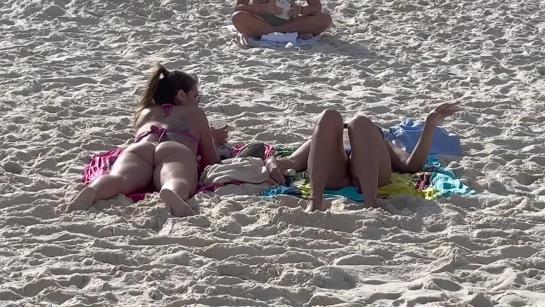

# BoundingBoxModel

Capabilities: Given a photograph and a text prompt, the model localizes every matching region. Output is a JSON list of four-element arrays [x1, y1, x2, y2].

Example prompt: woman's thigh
[[349, 139, 392, 188], [152, 141, 198, 191], [109, 142, 155, 189], [309, 139, 352, 190]]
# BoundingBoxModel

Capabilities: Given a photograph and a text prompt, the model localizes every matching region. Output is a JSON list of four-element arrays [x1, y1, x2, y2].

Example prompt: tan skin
[[266, 103, 461, 211], [62, 85, 220, 217], [232, 0, 332, 38]]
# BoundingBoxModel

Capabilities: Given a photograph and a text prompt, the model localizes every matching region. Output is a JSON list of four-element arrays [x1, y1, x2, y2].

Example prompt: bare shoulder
[[183, 106, 206, 119], [135, 108, 152, 130], [180, 106, 208, 127], [138, 108, 152, 117]]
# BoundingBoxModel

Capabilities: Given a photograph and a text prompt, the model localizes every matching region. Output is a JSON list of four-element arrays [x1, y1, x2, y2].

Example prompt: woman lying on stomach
[[63, 64, 220, 217]]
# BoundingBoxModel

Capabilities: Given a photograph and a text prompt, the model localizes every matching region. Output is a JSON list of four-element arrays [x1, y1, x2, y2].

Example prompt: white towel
[[200, 157, 270, 186], [260, 32, 298, 43], [222, 25, 323, 48]]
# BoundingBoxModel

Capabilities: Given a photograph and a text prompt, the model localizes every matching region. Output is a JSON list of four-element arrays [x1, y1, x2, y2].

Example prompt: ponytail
[[134, 63, 199, 124], [135, 64, 169, 122]]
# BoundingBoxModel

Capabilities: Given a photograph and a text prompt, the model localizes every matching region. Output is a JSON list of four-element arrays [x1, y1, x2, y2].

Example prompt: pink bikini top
[[134, 104, 198, 144]]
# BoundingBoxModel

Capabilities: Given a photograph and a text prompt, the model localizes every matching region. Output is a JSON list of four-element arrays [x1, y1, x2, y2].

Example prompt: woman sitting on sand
[[63, 64, 220, 217], [266, 103, 460, 211], [232, 0, 332, 39]]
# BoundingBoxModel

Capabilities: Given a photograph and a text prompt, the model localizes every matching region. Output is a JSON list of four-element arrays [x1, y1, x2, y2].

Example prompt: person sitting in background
[[232, 0, 332, 39]]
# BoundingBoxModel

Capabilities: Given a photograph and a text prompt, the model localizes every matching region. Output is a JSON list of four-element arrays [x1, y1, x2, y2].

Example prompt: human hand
[[426, 102, 461, 126], [211, 125, 228, 145], [266, 157, 286, 185]]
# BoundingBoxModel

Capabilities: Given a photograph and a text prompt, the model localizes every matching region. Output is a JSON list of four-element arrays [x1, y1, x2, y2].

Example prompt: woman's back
[[135, 104, 204, 154]]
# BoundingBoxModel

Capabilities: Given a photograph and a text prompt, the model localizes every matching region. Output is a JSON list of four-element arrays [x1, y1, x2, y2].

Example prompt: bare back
[[135, 105, 203, 153]]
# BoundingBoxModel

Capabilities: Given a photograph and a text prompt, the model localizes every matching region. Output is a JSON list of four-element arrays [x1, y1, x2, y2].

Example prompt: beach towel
[[81, 145, 280, 202], [223, 25, 323, 48], [384, 119, 462, 156], [238, 32, 323, 48], [261, 155, 475, 203], [81, 122, 469, 203], [82, 148, 152, 202]]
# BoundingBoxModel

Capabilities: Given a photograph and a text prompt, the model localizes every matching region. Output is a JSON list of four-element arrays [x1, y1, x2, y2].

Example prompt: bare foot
[[305, 198, 328, 212], [159, 188, 194, 217], [64, 187, 96, 212]]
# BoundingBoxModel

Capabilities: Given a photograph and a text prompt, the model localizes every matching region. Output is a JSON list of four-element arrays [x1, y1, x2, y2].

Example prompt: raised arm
[[390, 102, 460, 173], [196, 109, 221, 171]]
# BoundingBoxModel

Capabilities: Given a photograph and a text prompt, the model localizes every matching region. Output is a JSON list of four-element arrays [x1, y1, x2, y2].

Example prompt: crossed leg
[[274, 13, 332, 35], [232, 11, 332, 38], [65, 142, 155, 212], [153, 141, 198, 217], [307, 110, 351, 212]]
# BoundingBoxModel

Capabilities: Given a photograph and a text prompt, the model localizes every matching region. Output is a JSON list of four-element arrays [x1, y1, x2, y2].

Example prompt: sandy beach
[[1, 0, 545, 305]]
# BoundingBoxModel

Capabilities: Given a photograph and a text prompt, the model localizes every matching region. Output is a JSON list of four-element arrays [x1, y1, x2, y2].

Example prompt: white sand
[[1, 0, 545, 305]]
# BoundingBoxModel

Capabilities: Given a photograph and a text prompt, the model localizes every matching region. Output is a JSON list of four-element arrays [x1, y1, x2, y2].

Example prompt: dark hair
[[135, 64, 198, 121]]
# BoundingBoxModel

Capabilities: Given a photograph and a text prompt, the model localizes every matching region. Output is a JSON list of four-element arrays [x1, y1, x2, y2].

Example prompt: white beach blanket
[[223, 25, 322, 48]]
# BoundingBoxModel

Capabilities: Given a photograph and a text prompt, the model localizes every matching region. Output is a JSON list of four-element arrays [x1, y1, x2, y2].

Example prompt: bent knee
[[316, 12, 332, 26], [232, 11, 253, 24], [317, 109, 343, 127], [348, 115, 376, 132]]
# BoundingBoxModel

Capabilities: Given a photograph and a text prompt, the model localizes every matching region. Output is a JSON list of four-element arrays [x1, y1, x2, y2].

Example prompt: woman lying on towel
[[266, 103, 460, 212], [63, 64, 220, 217]]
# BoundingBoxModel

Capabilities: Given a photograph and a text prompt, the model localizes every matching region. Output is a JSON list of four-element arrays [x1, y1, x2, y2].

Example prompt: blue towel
[[261, 185, 302, 197], [425, 155, 475, 197], [261, 155, 475, 202], [324, 186, 364, 202], [430, 173, 475, 197], [384, 119, 462, 155]]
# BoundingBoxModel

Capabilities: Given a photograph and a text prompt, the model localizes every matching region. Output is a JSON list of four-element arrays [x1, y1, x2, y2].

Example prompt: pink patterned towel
[[82, 148, 152, 202], [81, 143, 277, 202]]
